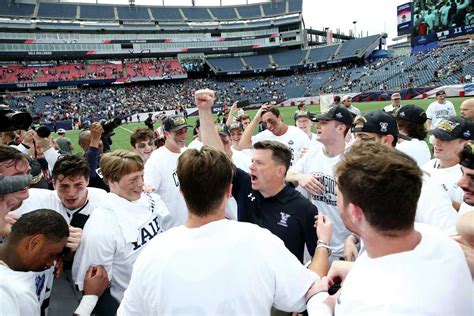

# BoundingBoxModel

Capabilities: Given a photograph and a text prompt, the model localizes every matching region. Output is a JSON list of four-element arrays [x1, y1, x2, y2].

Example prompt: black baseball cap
[[436, 90, 446, 96], [429, 116, 474, 141], [215, 124, 230, 136], [0, 174, 32, 194], [352, 110, 410, 140], [395, 104, 427, 125], [163, 115, 191, 132], [313, 106, 353, 125]]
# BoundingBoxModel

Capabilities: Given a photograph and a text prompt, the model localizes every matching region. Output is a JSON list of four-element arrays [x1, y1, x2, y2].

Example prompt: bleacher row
[[208, 35, 381, 72], [0, 0, 301, 22], [0, 60, 185, 84]]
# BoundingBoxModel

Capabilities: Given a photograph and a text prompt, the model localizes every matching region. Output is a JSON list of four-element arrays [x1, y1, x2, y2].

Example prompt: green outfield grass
[[58, 96, 470, 154]]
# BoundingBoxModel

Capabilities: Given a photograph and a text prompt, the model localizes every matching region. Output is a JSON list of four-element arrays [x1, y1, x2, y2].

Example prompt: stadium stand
[[210, 7, 238, 20], [243, 55, 271, 70], [273, 50, 305, 67], [237, 4, 264, 19], [0, 0, 35, 17], [181, 8, 212, 21], [117, 6, 150, 21], [37, 3, 77, 19], [80, 4, 115, 20]]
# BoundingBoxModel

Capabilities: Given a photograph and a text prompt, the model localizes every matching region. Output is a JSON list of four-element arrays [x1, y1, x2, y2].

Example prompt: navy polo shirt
[[232, 168, 319, 263]]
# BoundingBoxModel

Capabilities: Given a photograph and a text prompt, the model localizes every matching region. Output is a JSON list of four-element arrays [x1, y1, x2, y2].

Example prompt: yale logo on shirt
[[132, 216, 163, 251], [35, 274, 45, 301], [277, 212, 291, 227]]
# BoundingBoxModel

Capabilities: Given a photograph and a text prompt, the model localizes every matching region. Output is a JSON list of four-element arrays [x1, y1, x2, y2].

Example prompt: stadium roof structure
[[0, 0, 302, 22]]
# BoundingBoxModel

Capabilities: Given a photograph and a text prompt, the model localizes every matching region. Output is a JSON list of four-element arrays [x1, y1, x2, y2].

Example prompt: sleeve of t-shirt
[[232, 167, 251, 201], [425, 104, 434, 119], [262, 229, 319, 313], [143, 155, 161, 191], [72, 209, 117, 291], [85, 147, 99, 180], [449, 104, 456, 116], [304, 202, 319, 257], [251, 131, 265, 145]]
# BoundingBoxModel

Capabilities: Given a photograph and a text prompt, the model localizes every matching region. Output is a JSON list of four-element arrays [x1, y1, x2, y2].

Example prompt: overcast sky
[[62, 0, 406, 43]]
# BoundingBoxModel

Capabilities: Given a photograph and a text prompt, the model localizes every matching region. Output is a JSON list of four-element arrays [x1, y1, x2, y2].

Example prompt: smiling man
[[73, 150, 170, 315], [239, 105, 310, 166], [422, 116, 473, 210], [130, 128, 155, 163], [144, 114, 191, 228]]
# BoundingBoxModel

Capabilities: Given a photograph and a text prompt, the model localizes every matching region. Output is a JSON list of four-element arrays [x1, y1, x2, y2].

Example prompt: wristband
[[316, 240, 332, 256], [74, 295, 98, 316]]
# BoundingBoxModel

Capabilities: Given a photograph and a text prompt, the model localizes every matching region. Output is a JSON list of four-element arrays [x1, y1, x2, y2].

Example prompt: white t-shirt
[[416, 175, 458, 235], [9, 187, 108, 224], [335, 224, 472, 316], [231, 148, 252, 173], [188, 138, 203, 150], [346, 105, 361, 116], [291, 146, 350, 260], [396, 138, 431, 167], [426, 100, 456, 128], [422, 159, 464, 204], [118, 219, 318, 315], [0, 264, 41, 316], [458, 202, 473, 216], [252, 126, 310, 166], [144, 146, 188, 228], [72, 192, 170, 302]]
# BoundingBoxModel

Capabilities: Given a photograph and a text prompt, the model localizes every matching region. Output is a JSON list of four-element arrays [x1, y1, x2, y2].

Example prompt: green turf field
[[58, 96, 470, 154]]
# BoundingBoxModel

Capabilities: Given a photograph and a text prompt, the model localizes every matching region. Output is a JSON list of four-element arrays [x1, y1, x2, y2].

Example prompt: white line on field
[[119, 126, 133, 133]]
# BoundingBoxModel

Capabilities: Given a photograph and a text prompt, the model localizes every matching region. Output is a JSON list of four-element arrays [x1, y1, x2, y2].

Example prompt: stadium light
[[353, 21, 357, 38]]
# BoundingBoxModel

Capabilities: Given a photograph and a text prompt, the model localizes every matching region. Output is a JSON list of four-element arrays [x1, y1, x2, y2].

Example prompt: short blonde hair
[[100, 150, 144, 183]]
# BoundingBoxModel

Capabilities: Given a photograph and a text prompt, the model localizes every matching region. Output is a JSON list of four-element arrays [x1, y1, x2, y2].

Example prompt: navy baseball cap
[[352, 110, 410, 140], [163, 115, 191, 132], [313, 106, 354, 125], [395, 104, 427, 125], [0, 174, 32, 194], [429, 116, 474, 141]]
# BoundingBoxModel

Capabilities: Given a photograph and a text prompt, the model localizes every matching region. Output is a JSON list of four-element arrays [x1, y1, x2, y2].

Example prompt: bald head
[[460, 98, 474, 121]]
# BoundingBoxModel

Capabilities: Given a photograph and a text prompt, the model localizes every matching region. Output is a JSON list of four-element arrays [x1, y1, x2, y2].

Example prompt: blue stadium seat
[[181, 8, 211, 21], [243, 55, 270, 69], [207, 57, 243, 72], [337, 35, 380, 59], [273, 50, 305, 66], [210, 7, 237, 20], [262, 2, 286, 16], [237, 4, 262, 19], [309, 45, 340, 63], [288, 0, 303, 13], [117, 6, 150, 20], [0, 0, 35, 17], [38, 3, 77, 19], [80, 4, 115, 20], [150, 7, 183, 21]]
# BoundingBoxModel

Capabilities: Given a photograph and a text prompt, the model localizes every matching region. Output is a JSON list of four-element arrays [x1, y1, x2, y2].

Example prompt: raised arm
[[239, 104, 268, 149], [195, 89, 224, 152]]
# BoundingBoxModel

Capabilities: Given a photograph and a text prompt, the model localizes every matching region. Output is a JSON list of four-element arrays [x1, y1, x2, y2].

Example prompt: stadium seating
[[117, 6, 150, 20], [210, 7, 238, 20], [37, 3, 77, 19], [207, 57, 243, 72], [262, 2, 287, 16], [236, 4, 263, 19], [308, 45, 339, 63], [80, 4, 115, 20], [150, 7, 184, 21], [243, 55, 271, 69], [0, 0, 35, 17], [273, 50, 305, 67], [181, 8, 212, 21], [335, 35, 381, 59]]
